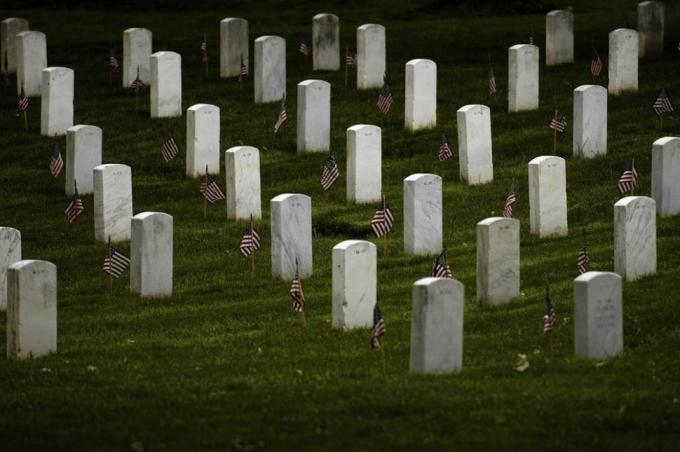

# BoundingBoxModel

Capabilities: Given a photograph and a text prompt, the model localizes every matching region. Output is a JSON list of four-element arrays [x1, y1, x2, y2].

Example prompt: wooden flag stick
[[107, 236, 113, 292], [204, 165, 209, 218], [553, 109, 558, 156], [23, 109, 28, 130], [250, 215, 256, 276], [344, 47, 349, 88], [379, 342, 386, 374]]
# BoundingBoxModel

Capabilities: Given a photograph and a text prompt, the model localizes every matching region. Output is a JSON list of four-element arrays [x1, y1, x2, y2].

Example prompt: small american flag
[[439, 134, 453, 161], [431, 249, 453, 279], [577, 243, 589, 275], [109, 49, 119, 73], [161, 129, 179, 162], [273, 98, 288, 134], [130, 67, 145, 92], [653, 89, 674, 116], [543, 287, 556, 333], [370, 199, 394, 238], [239, 218, 261, 257], [103, 244, 130, 278], [345, 47, 356, 66], [591, 45, 603, 76], [617, 160, 638, 194], [65, 184, 85, 224], [200, 174, 226, 204], [200, 35, 208, 63], [503, 185, 517, 218], [320, 155, 340, 191], [239, 54, 248, 80], [549, 111, 567, 133], [487, 64, 497, 95], [18, 86, 29, 113], [377, 79, 393, 115], [290, 265, 305, 313], [370, 303, 386, 349], [299, 39, 311, 57], [50, 143, 64, 177]]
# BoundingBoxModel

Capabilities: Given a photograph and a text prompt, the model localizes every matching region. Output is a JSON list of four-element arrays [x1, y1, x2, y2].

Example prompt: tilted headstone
[[186, 104, 220, 177], [219, 18, 248, 78], [312, 13, 340, 71], [608, 29, 638, 95], [545, 10, 574, 66], [457, 104, 493, 185], [271, 194, 312, 280], [1, 17, 29, 74], [346, 124, 381, 204], [651, 137, 680, 217], [16, 30, 46, 96], [332, 240, 376, 330], [528, 156, 568, 238], [573, 85, 607, 158], [130, 212, 173, 297], [123, 28, 152, 87], [225, 146, 261, 220], [65, 125, 102, 196], [410, 277, 464, 374], [6, 260, 57, 359], [508, 44, 539, 112], [254, 36, 285, 104], [356, 24, 385, 90], [404, 173, 442, 256], [614, 196, 656, 281], [574, 271, 623, 359], [93, 164, 133, 243], [476, 217, 520, 304], [637, 1, 664, 58], [40, 67, 74, 136], [150, 51, 182, 118], [405, 59, 437, 132], [0, 227, 21, 311], [297, 80, 330, 153]]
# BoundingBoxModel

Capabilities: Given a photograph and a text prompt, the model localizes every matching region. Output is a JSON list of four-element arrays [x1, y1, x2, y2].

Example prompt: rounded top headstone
[[133, 211, 173, 223], [151, 51, 180, 61], [188, 103, 219, 114], [94, 163, 131, 173], [357, 23, 385, 32], [574, 84, 607, 95], [124, 27, 151, 36], [67, 124, 102, 134], [220, 17, 247, 25], [333, 239, 375, 252], [255, 35, 284, 45], [457, 104, 490, 115], [16, 30, 45, 41], [42, 66, 73, 78], [610, 28, 638, 39], [313, 13, 339, 22], [574, 270, 621, 284], [614, 195, 656, 209], [406, 58, 436, 70], [297, 79, 330, 89], [509, 43, 539, 53], [547, 9, 573, 18], [347, 124, 380, 135], [226, 145, 258, 157], [652, 136, 679, 147], [414, 276, 464, 291], [404, 173, 441, 185], [477, 216, 519, 228], [529, 155, 565, 167], [271, 193, 311, 205], [8, 259, 56, 274]]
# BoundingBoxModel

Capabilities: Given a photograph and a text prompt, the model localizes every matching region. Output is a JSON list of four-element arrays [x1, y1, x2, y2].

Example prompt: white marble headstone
[[130, 212, 173, 297], [508, 44, 539, 112], [6, 260, 57, 359], [65, 125, 102, 196], [638, 1, 664, 58], [94, 164, 133, 243], [545, 10, 574, 66], [410, 277, 464, 374], [150, 51, 182, 118], [312, 13, 340, 71], [123, 28, 152, 87], [254, 36, 286, 104], [186, 104, 220, 177], [225, 146, 261, 220], [332, 240, 376, 330], [0, 227, 21, 311], [573, 85, 607, 158], [528, 156, 568, 238], [608, 29, 638, 95], [346, 124, 381, 204], [457, 104, 493, 185], [297, 80, 330, 153], [651, 137, 680, 217], [476, 217, 520, 304], [40, 67, 74, 136], [405, 59, 437, 132], [219, 18, 249, 78], [614, 196, 656, 281], [271, 194, 312, 280], [574, 271, 623, 360], [1, 17, 29, 74], [404, 173, 442, 256], [16, 30, 46, 96], [356, 24, 385, 90]]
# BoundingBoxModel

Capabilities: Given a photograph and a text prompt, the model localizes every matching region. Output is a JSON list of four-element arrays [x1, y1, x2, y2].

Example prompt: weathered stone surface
[[312, 13, 340, 71], [356, 24, 385, 89], [637, 1, 664, 58], [457, 104, 493, 185], [332, 240, 376, 330], [94, 164, 133, 243], [40, 67, 74, 136], [1, 17, 29, 74], [297, 80, 330, 153], [123, 28, 152, 87], [404, 174, 442, 256], [186, 104, 220, 177], [651, 137, 680, 217], [608, 29, 638, 95], [405, 59, 436, 132], [346, 124, 381, 204], [254, 36, 286, 103], [508, 44, 539, 112], [476, 217, 520, 304], [220, 18, 248, 78], [545, 10, 574, 66], [130, 212, 173, 297], [16, 30, 46, 96], [614, 196, 656, 281], [65, 125, 102, 196], [271, 194, 312, 280], [0, 227, 21, 311], [528, 156, 568, 237], [225, 146, 261, 220], [573, 85, 607, 158], [150, 51, 182, 118]]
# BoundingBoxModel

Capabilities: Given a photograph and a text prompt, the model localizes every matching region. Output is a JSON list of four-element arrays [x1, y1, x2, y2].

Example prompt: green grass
[[1, 1, 680, 450]]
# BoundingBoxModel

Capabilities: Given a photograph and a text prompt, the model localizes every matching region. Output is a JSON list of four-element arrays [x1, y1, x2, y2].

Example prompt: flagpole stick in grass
[[382, 194, 389, 257], [107, 236, 113, 292], [204, 34, 209, 77], [344, 47, 348, 88], [250, 215, 256, 276], [380, 342, 386, 374], [204, 165, 209, 218]]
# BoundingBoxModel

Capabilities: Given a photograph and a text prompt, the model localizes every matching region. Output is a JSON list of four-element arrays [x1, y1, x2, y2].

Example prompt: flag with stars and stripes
[[239, 54, 248, 80], [299, 39, 311, 57], [273, 98, 288, 134], [18, 86, 29, 113], [543, 287, 556, 333], [549, 111, 567, 133], [653, 89, 674, 116], [200, 35, 208, 63], [239, 219, 261, 257], [130, 68, 144, 92], [103, 245, 130, 278], [431, 249, 453, 279], [370, 303, 386, 349], [320, 155, 340, 191], [161, 129, 180, 162], [503, 185, 517, 218], [617, 160, 638, 194], [370, 199, 394, 238], [377, 79, 393, 115], [109, 49, 119, 73], [345, 47, 356, 66], [487, 63, 497, 94], [290, 266, 305, 313], [65, 185, 85, 224], [591, 45, 603, 76], [577, 243, 589, 275], [200, 174, 226, 204], [439, 134, 453, 161], [50, 143, 64, 177]]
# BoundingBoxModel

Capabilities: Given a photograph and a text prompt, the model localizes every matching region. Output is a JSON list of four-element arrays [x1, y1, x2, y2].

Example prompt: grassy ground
[[1, 1, 679, 450]]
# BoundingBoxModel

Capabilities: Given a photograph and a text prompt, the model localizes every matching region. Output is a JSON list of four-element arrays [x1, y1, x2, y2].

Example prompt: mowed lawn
[[1, 0, 679, 450]]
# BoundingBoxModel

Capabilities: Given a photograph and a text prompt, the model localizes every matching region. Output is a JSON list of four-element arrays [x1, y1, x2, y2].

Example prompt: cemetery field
[[1, 0, 680, 450]]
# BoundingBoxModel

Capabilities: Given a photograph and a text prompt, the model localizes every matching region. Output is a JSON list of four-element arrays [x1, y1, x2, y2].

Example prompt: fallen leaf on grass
[[514, 354, 529, 372]]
